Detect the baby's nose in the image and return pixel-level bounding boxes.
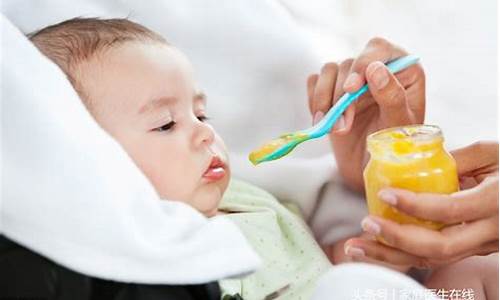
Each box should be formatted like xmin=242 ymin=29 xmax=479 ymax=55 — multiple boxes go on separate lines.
xmin=193 ymin=120 xmax=215 ymax=147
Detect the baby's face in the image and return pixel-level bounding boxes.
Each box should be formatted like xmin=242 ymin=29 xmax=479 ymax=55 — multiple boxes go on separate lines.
xmin=79 ymin=42 xmax=229 ymax=217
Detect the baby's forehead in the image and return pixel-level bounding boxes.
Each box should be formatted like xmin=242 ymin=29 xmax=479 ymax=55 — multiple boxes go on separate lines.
xmin=78 ymin=42 xmax=199 ymax=111
xmin=138 ymin=91 xmax=206 ymax=115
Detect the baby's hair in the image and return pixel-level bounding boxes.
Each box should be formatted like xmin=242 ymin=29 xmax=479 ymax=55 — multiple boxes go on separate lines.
xmin=28 ymin=17 xmax=168 ymax=111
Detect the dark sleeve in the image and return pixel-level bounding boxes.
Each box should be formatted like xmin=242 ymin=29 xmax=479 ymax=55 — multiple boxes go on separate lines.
xmin=0 ymin=235 xmax=221 ymax=300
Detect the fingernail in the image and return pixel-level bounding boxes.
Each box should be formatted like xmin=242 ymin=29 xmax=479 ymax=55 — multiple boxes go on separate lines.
xmin=313 ymin=111 xmax=324 ymax=125
xmin=369 ymin=63 xmax=389 ymax=90
xmin=361 ymin=217 xmax=381 ymax=235
xmin=344 ymin=72 xmax=360 ymax=90
xmin=333 ymin=115 xmax=346 ymax=132
xmin=378 ymin=190 xmax=397 ymax=205
xmin=344 ymin=245 xmax=365 ymax=257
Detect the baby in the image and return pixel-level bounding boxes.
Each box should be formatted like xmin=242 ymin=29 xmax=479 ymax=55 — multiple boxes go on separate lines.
xmin=30 ymin=18 xmax=496 ymax=300
xmin=29 ymin=18 xmax=331 ymax=299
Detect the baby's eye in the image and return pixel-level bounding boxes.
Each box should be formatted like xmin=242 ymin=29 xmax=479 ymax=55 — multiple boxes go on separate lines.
xmin=154 ymin=121 xmax=176 ymax=132
xmin=197 ymin=115 xmax=210 ymax=122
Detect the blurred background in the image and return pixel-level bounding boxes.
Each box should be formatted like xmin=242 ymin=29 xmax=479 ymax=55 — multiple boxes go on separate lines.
xmin=3 ymin=0 xmax=497 ymax=153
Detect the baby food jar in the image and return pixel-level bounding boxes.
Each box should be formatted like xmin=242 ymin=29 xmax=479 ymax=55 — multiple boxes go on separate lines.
xmin=363 ymin=125 xmax=459 ymax=230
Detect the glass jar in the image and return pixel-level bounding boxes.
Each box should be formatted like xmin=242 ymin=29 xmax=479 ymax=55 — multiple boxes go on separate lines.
xmin=363 ymin=125 xmax=459 ymax=230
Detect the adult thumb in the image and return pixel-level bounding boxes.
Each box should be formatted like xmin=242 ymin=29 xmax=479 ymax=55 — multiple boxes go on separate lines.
xmin=366 ymin=61 xmax=413 ymax=126
xmin=451 ymin=141 xmax=499 ymax=176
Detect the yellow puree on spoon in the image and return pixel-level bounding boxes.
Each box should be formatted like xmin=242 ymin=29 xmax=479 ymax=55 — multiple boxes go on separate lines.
xmin=249 ymin=133 xmax=308 ymax=165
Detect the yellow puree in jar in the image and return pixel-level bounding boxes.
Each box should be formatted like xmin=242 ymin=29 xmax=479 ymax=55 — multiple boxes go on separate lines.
xmin=363 ymin=125 xmax=459 ymax=231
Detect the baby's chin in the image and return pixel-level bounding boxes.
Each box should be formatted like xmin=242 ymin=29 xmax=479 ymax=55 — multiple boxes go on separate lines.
xmin=158 ymin=192 xmax=222 ymax=218
xmin=163 ymin=183 xmax=226 ymax=217
xmin=156 ymin=176 xmax=229 ymax=217
xmin=203 ymin=207 xmax=220 ymax=218
xmin=195 ymin=184 xmax=226 ymax=217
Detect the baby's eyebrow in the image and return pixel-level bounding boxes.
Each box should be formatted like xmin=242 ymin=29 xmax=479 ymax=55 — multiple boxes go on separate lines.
xmin=138 ymin=96 xmax=178 ymax=115
xmin=194 ymin=91 xmax=206 ymax=106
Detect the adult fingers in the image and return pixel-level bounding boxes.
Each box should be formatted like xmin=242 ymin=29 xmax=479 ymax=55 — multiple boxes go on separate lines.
xmin=474 ymin=240 xmax=500 ymax=256
xmin=345 ymin=237 xmax=497 ymax=269
xmin=311 ymin=63 xmax=338 ymax=125
xmin=345 ymin=237 xmax=422 ymax=267
xmin=451 ymin=141 xmax=499 ymax=176
xmin=365 ymin=61 xmax=414 ymax=126
xmin=360 ymin=215 xmax=498 ymax=260
xmin=377 ymin=176 xmax=499 ymax=224
xmin=343 ymin=37 xmax=408 ymax=93
xmin=347 ymin=231 xmax=498 ymax=269
xmin=330 ymin=59 xmax=355 ymax=134
xmin=307 ymin=74 xmax=319 ymax=114
xmin=392 ymin=64 xmax=426 ymax=121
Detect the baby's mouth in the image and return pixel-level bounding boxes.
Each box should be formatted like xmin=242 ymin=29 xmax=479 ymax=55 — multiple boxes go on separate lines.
xmin=202 ymin=156 xmax=227 ymax=181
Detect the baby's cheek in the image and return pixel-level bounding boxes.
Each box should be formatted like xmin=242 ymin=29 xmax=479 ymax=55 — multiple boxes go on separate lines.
xmin=140 ymin=161 xmax=190 ymax=201
xmin=156 ymin=178 xmax=194 ymax=202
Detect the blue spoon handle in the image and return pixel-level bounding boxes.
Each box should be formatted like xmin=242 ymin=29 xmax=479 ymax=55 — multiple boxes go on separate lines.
xmin=311 ymin=55 xmax=420 ymax=138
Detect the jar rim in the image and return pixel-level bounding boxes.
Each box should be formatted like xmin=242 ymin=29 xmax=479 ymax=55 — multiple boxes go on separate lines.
xmin=367 ymin=125 xmax=442 ymax=145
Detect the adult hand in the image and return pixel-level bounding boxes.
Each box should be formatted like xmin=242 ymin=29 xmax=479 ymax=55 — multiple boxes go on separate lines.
xmin=344 ymin=141 xmax=499 ymax=269
xmin=307 ymin=37 xmax=425 ymax=191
